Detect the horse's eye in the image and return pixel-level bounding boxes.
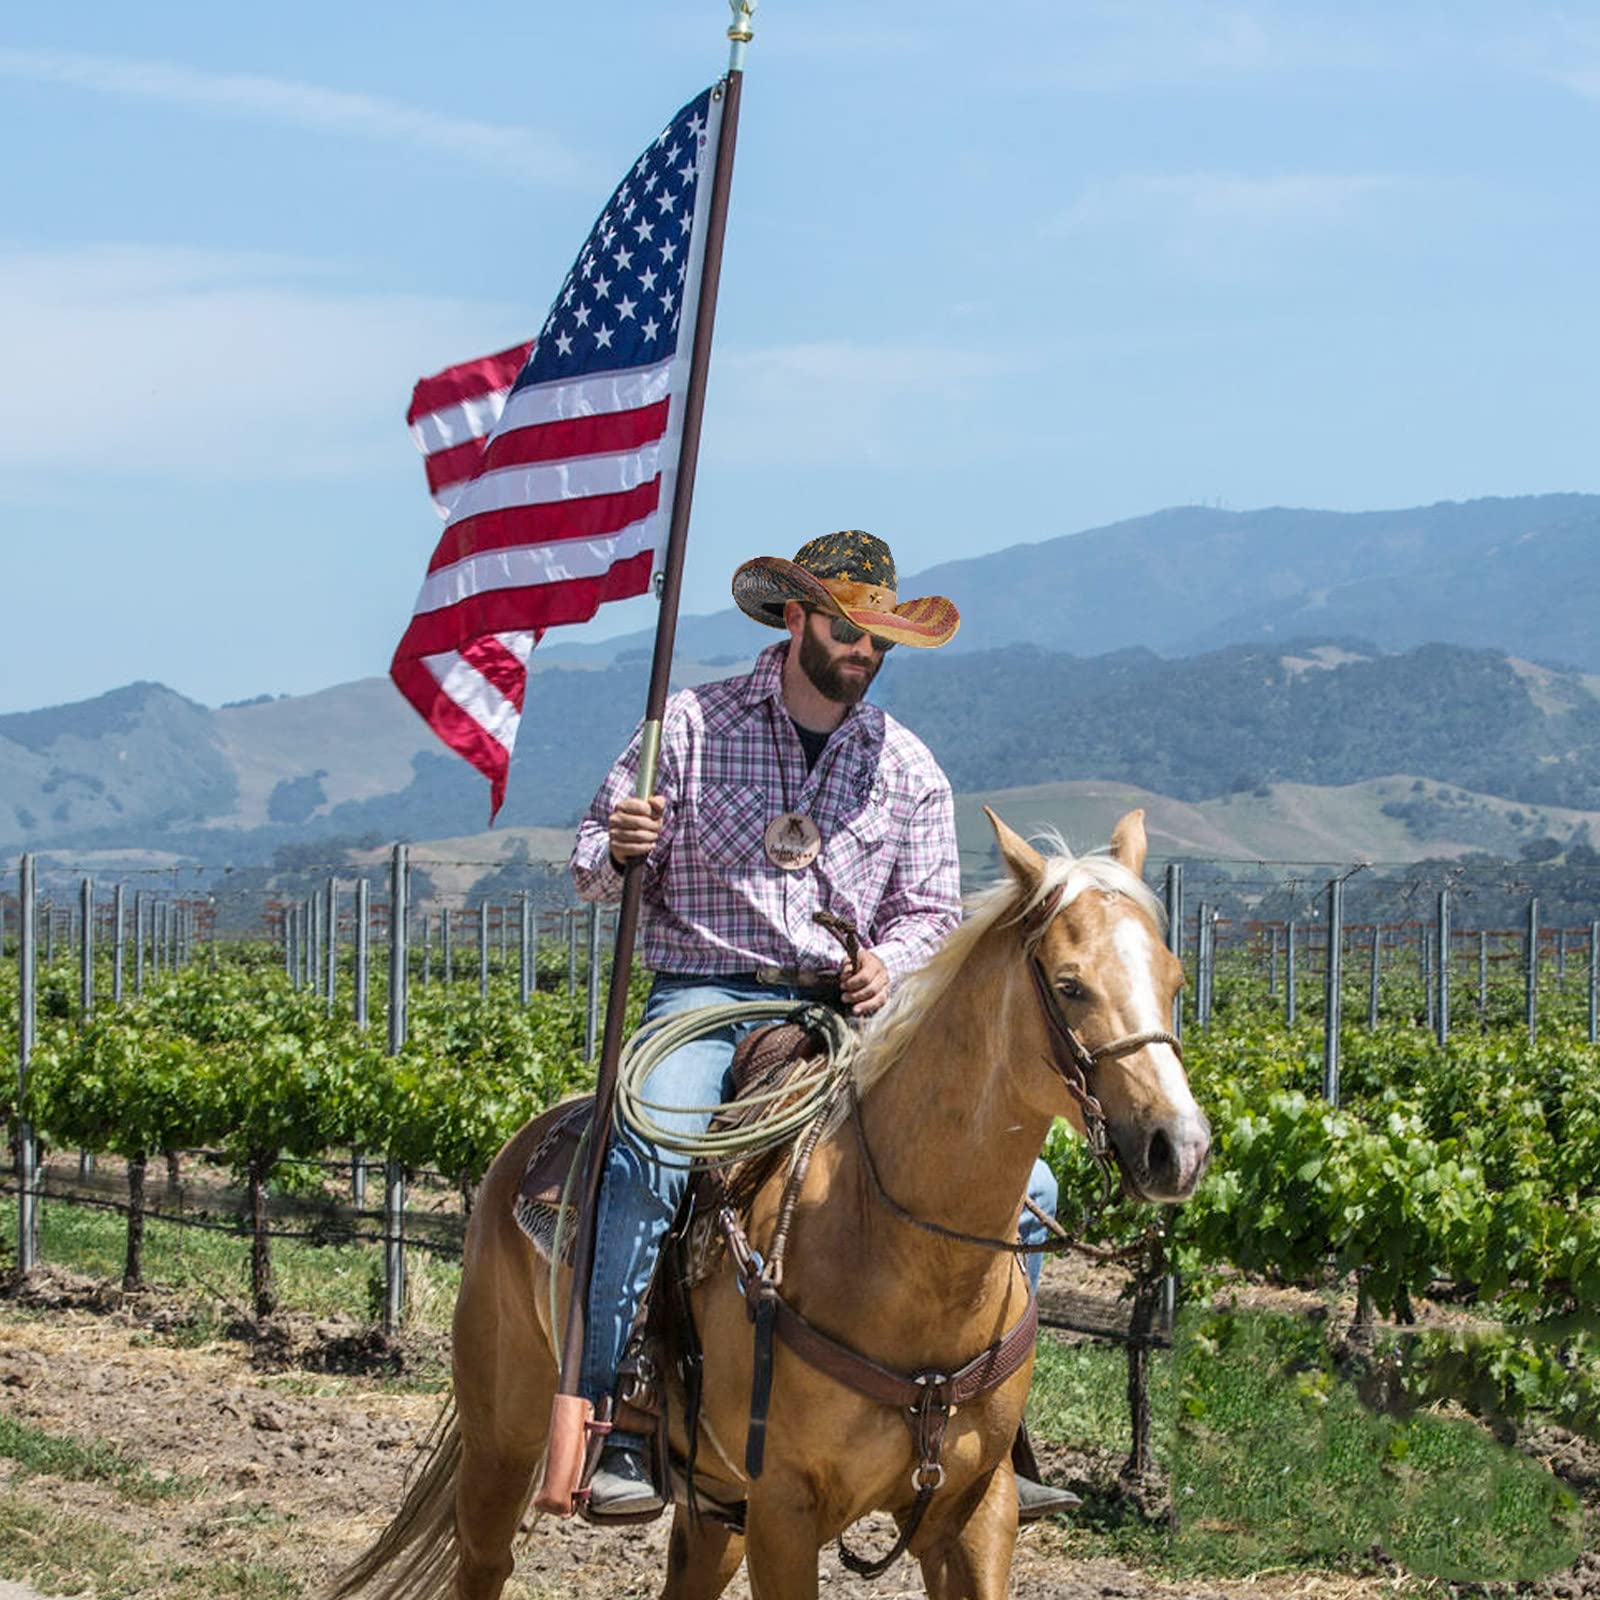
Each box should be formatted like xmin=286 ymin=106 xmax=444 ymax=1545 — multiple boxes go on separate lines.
xmin=1055 ymin=976 xmax=1085 ymax=1002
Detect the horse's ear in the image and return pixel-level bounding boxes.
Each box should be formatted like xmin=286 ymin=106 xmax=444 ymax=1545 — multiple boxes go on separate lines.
xmin=1109 ymin=809 xmax=1148 ymax=878
xmin=985 ymin=806 xmax=1044 ymax=893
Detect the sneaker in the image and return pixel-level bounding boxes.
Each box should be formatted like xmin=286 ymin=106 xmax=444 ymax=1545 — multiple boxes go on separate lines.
xmin=587 ymin=1443 xmax=664 ymax=1518
xmin=1016 ymin=1474 xmax=1081 ymax=1523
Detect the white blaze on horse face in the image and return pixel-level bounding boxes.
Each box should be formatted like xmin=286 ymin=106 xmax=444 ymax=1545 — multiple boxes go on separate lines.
xmin=1110 ymin=913 xmax=1210 ymax=1191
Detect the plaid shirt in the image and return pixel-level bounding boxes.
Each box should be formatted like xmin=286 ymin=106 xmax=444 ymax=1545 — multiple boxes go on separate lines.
xmin=570 ymin=643 xmax=960 ymax=983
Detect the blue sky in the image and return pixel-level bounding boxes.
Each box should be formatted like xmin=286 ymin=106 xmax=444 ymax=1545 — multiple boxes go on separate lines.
xmin=2 ymin=1 xmax=1597 ymax=714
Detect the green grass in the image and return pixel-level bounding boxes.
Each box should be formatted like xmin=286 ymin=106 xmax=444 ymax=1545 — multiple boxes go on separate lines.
xmin=9 ymin=1193 xmax=462 ymax=1333
xmin=1028 ymin=1310 xmax=1584 ymax=1583
xmin=0 ymin=1489 xmax=300 ymax=1600
xmin=0 ymin=1491 xmax=145 ymax=1596
xmin=0 ymin=1414 xmax=190 ymax=1503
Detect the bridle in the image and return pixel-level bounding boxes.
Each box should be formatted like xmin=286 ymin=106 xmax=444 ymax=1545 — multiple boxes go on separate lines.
xmin=851 ymin=879 xmax=1183 ymax=1257
xmin=1022 ymin=881 xmax=1183 ymax=1167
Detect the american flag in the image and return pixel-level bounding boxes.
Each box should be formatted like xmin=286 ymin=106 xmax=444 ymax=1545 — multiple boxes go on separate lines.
xmin=393 ymin=84 xmax=722 ymax=819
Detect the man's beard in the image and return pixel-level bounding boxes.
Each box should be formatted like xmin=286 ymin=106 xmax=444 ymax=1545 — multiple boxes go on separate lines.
xmin=799 ymin=624 xmax=882 ymax=705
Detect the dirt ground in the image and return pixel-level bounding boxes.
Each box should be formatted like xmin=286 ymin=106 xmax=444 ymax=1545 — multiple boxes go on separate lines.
xmin=0 ymin=1267 xmax=1594 ymax=1600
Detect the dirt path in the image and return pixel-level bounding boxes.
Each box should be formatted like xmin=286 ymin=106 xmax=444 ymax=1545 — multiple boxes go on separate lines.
xmin=0 ymin=1270 xmax=1593 ymax=1599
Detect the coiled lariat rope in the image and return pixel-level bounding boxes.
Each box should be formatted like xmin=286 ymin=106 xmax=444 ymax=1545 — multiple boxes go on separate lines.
xmin=613 ymin=1000 xmax=857 ymax=1164
xmin=547 ymin=999 xmax=855 ymax=1339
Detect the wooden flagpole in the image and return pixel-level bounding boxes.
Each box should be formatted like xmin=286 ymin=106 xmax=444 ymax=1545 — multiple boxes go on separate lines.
xmin=538 ymin=1 xmax=757 ymax=1515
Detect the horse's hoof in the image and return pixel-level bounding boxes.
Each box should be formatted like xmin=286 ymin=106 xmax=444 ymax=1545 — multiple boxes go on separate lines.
xmin=1016 ymin=1475 xmax=1081 ymax=1522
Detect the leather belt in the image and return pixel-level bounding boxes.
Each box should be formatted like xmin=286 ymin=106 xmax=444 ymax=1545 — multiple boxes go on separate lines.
xmin=741 ymin=966 xmax=840 ymax=992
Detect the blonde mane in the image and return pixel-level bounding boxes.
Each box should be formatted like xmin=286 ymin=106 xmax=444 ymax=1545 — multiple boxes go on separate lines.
xmin=852 ymin=833 xmax=1165 ymax=1098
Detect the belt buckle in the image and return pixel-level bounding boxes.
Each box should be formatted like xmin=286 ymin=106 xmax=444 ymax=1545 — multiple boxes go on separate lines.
xmin=753 ymin=964 xmax=783 ymax=985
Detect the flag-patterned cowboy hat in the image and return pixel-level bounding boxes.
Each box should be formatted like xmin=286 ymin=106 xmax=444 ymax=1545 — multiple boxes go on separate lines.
xmin=731 ymin=530 xmax=960 ymax=650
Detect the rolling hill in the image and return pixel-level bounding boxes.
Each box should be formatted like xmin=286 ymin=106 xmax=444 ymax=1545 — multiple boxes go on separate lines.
xmin=7 ymin=637 xmax=1600 ymax=878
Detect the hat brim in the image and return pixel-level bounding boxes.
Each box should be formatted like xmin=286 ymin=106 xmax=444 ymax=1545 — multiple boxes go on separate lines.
xmin=731 ymin=557 xmax=960 ymax=649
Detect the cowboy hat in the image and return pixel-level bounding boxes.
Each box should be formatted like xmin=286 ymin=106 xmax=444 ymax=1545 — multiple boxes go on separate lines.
xmin=731 ymin=530 xmax=960 ymax=650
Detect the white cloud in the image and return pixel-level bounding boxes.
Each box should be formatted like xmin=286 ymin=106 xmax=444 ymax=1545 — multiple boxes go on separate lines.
xmin=0 ymin=245 xmax=520 ymax=481
xmin=0 ymin=47 xmax=590 ymax=185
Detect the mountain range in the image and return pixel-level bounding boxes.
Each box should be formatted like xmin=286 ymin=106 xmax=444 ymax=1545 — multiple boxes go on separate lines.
xmin=4 ymin=493 xmax=1599 ymax=883
xmin=542 ymin=493 xmax=1600 ymax=672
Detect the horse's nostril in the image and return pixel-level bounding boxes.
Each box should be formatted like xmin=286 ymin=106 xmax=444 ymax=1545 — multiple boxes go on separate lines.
xmin=1145 ymin=1127 xmax=1174 ymax=1184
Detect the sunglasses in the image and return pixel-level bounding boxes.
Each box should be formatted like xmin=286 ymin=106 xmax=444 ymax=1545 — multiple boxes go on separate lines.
xmin=810 ymin=609 xmax=895 ymax=652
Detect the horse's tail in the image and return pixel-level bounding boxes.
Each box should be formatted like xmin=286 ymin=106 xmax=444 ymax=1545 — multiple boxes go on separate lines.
xmin=326 ymin=1396 xmax=467 ymax=1600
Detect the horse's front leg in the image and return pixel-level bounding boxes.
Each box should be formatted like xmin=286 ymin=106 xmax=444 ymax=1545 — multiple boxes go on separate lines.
xmin=661 ymin=1505 xmax=745 ymax=1600
xmin=915 ymin=1463 xmax=1019 ymax=1600
xmin=743 ymin=1481 xmax=823 ymax=1600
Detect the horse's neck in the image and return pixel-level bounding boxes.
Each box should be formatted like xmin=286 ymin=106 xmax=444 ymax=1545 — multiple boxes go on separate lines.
xmin=853 ymin=930 xmax=1052 ymax=1257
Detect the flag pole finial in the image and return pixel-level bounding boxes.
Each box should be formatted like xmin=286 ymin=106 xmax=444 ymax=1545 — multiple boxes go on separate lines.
xmin=728 ymin=0 xmax=758 ymax=71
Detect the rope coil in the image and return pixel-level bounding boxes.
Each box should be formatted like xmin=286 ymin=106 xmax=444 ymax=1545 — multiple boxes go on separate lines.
xmin=612 ymin=1000 xmax=857 ymax=1164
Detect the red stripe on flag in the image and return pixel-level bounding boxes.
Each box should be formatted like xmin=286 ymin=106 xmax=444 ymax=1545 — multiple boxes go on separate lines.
xmin=425 ymin=480 xmax=662 ymax=574
xmin=394 ymin=552 xmax=657 ymax=658
xmin=480 ymin=399 xmax=671 ymax=474
xmin=389 ymin=655 xmax=514 ymax=822
xmin=425 ymin=436 xmax=492 ymax=497
xmin=458 ymin=636 xmax=528 ymax=712
xmin=407 ymin=343 xmax=533 ymax=426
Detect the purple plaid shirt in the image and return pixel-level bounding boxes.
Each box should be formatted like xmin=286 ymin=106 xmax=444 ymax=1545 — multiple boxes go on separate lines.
xmin=570 ymin=644 xmax=960 ymax=983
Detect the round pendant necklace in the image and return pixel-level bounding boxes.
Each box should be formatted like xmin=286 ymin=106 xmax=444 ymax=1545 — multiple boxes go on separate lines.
xmin=763 ymin=706 xmax=823 ymax=871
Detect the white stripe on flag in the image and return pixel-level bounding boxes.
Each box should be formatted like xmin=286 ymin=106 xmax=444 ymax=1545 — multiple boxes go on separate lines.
xmin=442 ymin=443 xmax=663 ymax=522
xmin=410 ymin=391 xmax=514 ymax=456
xmin=493 ymin=356 xmax=677 ymax=434
xmin=422 ymin=650 xmax=521 ymax=752
xmin=413 ymin=522 xmax=660 ymax=614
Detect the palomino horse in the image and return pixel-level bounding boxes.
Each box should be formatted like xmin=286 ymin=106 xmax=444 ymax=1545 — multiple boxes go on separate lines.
xmin=333 ymin=808 xmax=1210 ymax=1600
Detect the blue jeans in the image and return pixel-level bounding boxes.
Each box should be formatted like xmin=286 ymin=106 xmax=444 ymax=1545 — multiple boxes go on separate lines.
xmin=579 ymin=974 xmax=1060 ymax=1407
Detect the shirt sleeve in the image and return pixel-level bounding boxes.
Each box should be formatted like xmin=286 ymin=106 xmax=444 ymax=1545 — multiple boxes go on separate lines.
xmin=866 ymin=778 xmax=962 ymax=986
xmin=569 ymin=712 xmax=681 ymax=904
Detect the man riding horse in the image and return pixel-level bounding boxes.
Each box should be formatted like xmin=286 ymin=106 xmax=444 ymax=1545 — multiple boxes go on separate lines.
xmin=569 ymin=530 xmax=1072 ymax=1520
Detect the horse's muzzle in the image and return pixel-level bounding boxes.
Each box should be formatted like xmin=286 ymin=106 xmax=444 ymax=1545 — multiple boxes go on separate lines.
xmin=1114 ymin=1106 xmax=1212 ymax=1203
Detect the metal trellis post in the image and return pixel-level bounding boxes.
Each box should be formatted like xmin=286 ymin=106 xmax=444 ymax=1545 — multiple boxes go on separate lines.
xmin=1436 ymin=889 xmax=1450 ymax=1045
xmin=16 ymin=857 xmax=39 ymax=1273
xmin=1589 ymin=921 xmax=1598 ymax=1046
xmin=383 ymin=845 xmax=409 ymax=1332
xmin=1323 ymin=878 xmax=1343 ymax=1104
xmin=480 ymin=901 xmax=490 ymax=1000
xmin=1163 ymin=862 xmax=1182 ymax=1038
xmin=1526 ymin=897 xmax=1539 ymax=1043
xmin=112 ymin=883 xmax=125 ymax=1006
xmin=79 ymin=876 xmax=94 ymax=1020
xmin=1367 ymin=924 xmax=1381 ymax=1030
xmin=521 ymin=895 xmax=534 ymax=1005
xmin=325 ymin=877 xmax=339 ymax=1017
xmin=352 ymin=877 xmax=370 ymax=1209
xmin=1285 ymin=920 xmax=1298 ymax=1026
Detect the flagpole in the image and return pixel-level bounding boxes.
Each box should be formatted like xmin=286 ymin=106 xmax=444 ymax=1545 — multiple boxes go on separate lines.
xmin=538 ymin=1 xmax=757 ymax=1516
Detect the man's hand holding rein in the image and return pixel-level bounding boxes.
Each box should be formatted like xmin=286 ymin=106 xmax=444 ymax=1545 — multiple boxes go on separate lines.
xmin=840 ymin=947 xmax=891 ymax=1017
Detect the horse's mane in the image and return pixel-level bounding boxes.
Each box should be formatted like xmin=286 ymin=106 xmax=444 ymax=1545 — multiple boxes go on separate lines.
xmin=852 ymin=832 xmax=1164 ymax=1097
